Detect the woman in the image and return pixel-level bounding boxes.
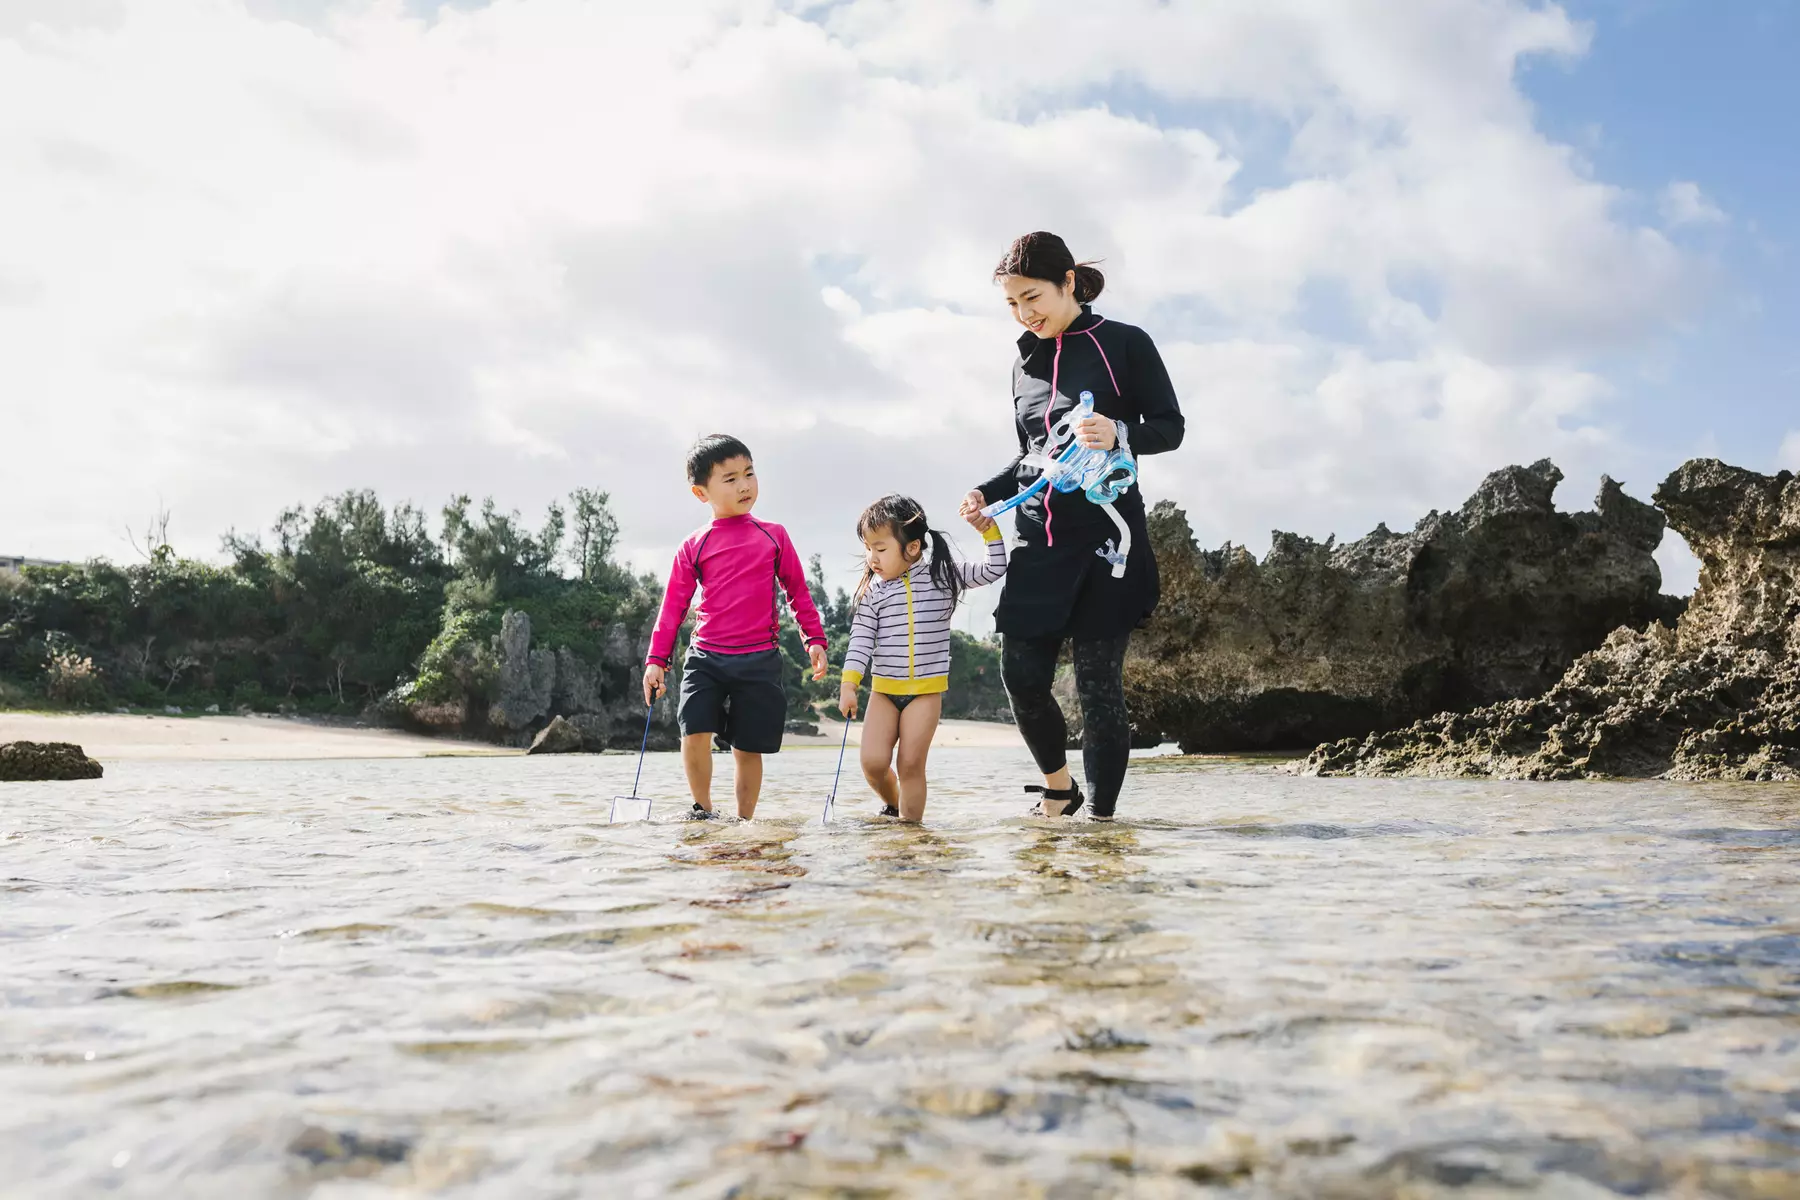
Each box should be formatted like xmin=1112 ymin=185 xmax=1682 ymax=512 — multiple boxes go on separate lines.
xmin=959 ymin=231 xmax=1184 ymax=820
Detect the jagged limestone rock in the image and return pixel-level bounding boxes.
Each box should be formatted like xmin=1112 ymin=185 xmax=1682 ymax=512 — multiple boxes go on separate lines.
xmin=1129 ymin=461 xmax=1680 ymax=752
xmin=0 ymin=741 xmax=104 ymax=781
xmin=488 ymin=611 xmax=555 ymax=732
xmin=1305 ymin=459 xmax=1800 ymax=780
xmin=527 ymin=715 xmax=585 ymax=755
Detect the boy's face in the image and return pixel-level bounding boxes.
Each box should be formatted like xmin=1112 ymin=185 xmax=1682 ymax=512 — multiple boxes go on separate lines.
xmin=693 ymin=455 xmax=758 ymax=517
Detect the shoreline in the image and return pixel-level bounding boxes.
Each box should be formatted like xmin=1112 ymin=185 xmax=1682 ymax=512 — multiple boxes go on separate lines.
xmin=0 ymin=712 xmax=513 ymax=762
xmin=0 ymin=712 xmax=1030 ymax=762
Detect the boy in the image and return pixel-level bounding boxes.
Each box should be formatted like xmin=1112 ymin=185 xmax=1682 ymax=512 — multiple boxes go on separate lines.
xmin=643 ymin=434 xmax=828 ymax=819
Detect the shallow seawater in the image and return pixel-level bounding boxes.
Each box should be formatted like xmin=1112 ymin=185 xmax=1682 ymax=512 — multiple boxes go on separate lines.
xmin=3 ymin=748 xmax=1799 ymax=1198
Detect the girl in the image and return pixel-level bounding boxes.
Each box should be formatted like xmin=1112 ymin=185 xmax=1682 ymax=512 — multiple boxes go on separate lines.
xmin=838 ymin=495 xmax=1007 ymax=821
xmin=958 ymin=231 xmax=1185 ymax=821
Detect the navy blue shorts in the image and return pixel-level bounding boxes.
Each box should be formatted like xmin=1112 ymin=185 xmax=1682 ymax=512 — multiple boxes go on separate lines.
xmin=677 ymin=648 xmax=786 ymax=754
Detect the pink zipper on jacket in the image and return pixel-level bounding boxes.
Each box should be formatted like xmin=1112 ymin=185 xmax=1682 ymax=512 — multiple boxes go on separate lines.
xmin=1044 ymin=333 xmax=1063 ymax=546
xmin=1041 ymin=316 xmax=1117 ymax=550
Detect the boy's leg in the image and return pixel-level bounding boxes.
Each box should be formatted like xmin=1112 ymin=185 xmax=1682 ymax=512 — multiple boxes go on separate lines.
xmin=716 ymin=648 xmax=784 ymax=820
xmin=677 ymin=652 xmax=728 ymax=811
xmin=732 ymin=749 xmax=763 ymax=819
xmin=894 ymin=694 xmax=942 ymax=822
xmin=859 ymin=693 xmax=902 ymax=809
xmin=682 ymin=733 xmax=715 ymax=811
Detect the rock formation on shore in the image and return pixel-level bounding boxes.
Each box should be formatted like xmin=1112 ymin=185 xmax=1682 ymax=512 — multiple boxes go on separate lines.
xmin=379 ymin=610 xmax=676 ymax=752
xmin=1126 ymin=460 xmax=1682 ymax=752
xmin=1304 ymin=459 xmax=1799 ymax=780
xmin=0 ymin=741 xmax=104 ymax=781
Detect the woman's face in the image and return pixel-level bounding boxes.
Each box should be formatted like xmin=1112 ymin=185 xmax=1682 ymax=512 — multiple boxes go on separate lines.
xmin=1002 ymin=270 xmax=1081 ymax=338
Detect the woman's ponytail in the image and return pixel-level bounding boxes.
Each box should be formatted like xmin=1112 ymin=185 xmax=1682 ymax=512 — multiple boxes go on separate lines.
xmin=1072 ymin=261 xmax=1106 ymax=303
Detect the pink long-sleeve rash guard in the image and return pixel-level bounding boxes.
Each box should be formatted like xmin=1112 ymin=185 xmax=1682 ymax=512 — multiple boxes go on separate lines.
xmin=645 ymin=514 xmax=827 ymax=668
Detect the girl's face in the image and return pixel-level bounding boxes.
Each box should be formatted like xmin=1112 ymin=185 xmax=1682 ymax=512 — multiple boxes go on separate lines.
xmin=1002 ymin=271 xmax=1081 ymax=338
xmin=863 ymin=524 xmax=923 ymax=582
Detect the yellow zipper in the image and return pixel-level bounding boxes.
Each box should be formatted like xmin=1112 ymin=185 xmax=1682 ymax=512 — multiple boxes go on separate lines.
xmin=902 ymin=573 xmax=917 ymax=678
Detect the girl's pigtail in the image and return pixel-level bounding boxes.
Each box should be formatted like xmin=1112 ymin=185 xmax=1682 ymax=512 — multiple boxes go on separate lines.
xmin=926 ymin=529 xmax=964 ymax=609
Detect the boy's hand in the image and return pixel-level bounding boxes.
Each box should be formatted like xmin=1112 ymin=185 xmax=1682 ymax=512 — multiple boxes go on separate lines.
xmin=642 ymin=664 xmax=666 ymax=707
xmin=808 ymin=644 xmax=828 ymax=682
xmin=965 ymin=506 xmax=996 ymax=533
xmin=839 ymin=682 xmax=858 ymax=720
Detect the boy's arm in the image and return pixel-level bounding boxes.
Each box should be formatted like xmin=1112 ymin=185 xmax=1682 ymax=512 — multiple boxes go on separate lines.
xmin=774 ymin=526 xmax=828 ymax=650
xmin=646 ymin=542 xmax=698 ymax=668
xmin=956 ymin=524 xmax=1009 ymax=587
xmin=840 ymin=597 xmax=878 ymax=687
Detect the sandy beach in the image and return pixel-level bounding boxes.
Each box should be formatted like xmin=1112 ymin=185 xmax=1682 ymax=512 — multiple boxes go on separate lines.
xmin=0 ymin=713 xmax=512 ymax=762
xmin=0 ymin=712 xmax=1024 ymax=762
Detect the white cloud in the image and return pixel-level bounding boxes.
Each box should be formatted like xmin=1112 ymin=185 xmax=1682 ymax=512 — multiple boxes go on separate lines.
xmin=1660 ymin=180 xmax=1727 ymax=228
xmin=1780 ymin=431 xmax=1800 ymax=473
xmin=0 ymin=0 xmax=1704 ymax=608
xmin=1654 ymin=529 xmax=1700 ymax=598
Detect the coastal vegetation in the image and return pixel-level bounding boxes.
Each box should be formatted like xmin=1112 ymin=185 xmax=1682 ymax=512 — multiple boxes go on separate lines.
xmin=0 ymin=490 xmax=1008 ymax=742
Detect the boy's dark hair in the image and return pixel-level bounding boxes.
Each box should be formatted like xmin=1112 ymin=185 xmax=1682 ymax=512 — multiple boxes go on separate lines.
xmin=993 ymin=231 xmax=1105 ymax=303
xmin=686 ymin=434 xmax=753 ymax=486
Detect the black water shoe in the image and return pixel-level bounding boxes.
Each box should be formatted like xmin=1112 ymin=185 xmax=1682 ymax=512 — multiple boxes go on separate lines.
xmin=878 ymin=804 xmax=899 ymax=818
xmin=1025 ymin=782 xmax=1085 ymax=819
xmin=686 ymin=803 xmax=718 ymax=821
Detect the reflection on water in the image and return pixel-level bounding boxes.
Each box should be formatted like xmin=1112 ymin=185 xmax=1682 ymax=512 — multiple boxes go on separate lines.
xmin=3 ymin=749 xmax=1798 ymax=1197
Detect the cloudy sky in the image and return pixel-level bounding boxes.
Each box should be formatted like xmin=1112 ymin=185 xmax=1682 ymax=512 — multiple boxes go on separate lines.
xmin=3 ymin=0 xmax=1795 ymax=621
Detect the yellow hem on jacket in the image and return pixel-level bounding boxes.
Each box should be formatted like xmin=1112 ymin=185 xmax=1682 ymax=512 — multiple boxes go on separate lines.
xmin=980 ymin=524 xmax=1003 ymax=543
xmin=871 ymin=676 xmax=949 ymax=696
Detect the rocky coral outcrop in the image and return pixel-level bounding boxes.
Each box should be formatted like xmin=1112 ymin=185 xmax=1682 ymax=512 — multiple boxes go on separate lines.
xmin=527 ymin=715 xmax=585 ymax=754
xmin=488 ymin=611 xmax=676 ymax=751
xmin=1304 ymin=459 xmax=1800 ymax=780
xmin=0 ymin=740 xmax=104 ymax=781
xmin=373 ymin=610 xmax=676 ymax=751
xmin=1127 ymin=461 xmax=1681 ymax=752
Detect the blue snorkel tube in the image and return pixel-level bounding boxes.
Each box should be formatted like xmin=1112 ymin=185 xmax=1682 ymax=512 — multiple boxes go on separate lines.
xmin=980 ymin=391 xmax=1138 ymax=576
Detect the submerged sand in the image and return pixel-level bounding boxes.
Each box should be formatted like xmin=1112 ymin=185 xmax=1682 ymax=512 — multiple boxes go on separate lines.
xmin=0 ymin=712 xmax=1023 ymax=762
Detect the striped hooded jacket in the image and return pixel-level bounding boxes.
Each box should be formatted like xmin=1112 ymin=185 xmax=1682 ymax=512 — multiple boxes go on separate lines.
xmin=840 ymin=526 xmax=1008 ymax=696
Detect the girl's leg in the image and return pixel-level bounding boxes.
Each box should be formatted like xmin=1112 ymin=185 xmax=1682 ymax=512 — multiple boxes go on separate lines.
xmin=893 ymin=694 xmax=943 ymax=822
xmin=681 ymin=732 xmax=715 ymax=811
xmin=1001 ymin=635 xmax=1073 ymax=791
xmin=859 ymin=693 xmax=902 ymax=810
xmin=1071 ymin=634 xmax=1133 ymax=818
xmin=732 ymin=748 xmax=763 ymax=820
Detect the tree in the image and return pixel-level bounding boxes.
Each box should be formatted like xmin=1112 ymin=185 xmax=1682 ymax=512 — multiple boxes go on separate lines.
xmin=568 ymin=488 xmax=621 ymax=583
xmin=441 ymin=496 xmax=565 ymax=586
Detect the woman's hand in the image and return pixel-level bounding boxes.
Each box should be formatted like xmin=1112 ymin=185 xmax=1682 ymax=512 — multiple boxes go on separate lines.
xmin=642 ymin=664 xmax=666 ymax=707
xmin=838 ymin=682 xmax=859 ymax=719
xmin=808 ymin=645 xmax=828 ymax=682
xmin=1075 ymin=414 xmax=1117 ymax=450
xmin=958 ymin=489 xmax=987 ymax=522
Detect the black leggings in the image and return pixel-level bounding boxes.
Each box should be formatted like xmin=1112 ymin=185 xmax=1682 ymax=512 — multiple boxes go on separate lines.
xmin=1001 ymin=634 xmax=1132 ymax=817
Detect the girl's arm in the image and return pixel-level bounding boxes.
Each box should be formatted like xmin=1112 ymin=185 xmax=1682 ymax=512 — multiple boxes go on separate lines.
xmin=840 ymin=596 xmax=879 ymax=688
xmin=956 ymin=525 xmax=1009 ymax=587
xmin=1124 ymin=327 xmax=1184 ymax=456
